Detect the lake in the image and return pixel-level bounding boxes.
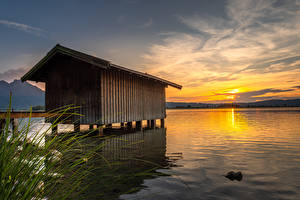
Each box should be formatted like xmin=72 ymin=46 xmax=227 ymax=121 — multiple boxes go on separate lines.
xmin=18 ymin=108 xmax=300 ymax=199
xmin=118 ymin=108 xmax=300 ymax=200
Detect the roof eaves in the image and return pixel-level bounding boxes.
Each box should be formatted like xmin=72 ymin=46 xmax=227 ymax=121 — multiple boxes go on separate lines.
xmin=110 ymin=64 xmax=182 ymax=89
xmin=21 ymin=46 xmax=58 ymax=82
xmin=21 ymin=44 xmax=109 ymax=82
xmin=55 ymin=45 xmax=110 ymax=69
xmin=21 ymin=44 xmax=182 ymax=89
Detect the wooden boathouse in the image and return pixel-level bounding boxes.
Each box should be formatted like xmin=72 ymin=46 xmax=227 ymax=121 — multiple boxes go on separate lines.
xmin=21 ymin=44 xmax=181 ymax=133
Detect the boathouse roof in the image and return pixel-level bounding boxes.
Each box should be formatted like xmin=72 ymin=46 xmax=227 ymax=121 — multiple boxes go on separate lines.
xmin=21 ymin=44 xmax=182 ymax=89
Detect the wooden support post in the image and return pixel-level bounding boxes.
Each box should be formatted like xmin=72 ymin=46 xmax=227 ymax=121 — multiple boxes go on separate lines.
xmin=136 ymin=121 xmax=142 ymax=130
xmin=160 ymin=119 xmax=165 ymax=128
xmin=74 ymin=123 xmax=80 ymax=132
xmin=0 ymin=119 xmax=6 ymax=132
xmin=89 ymin=124 xmax=94 ymax=130
xmin=97 ymin=125 xmax=104 ymax=136
xmin=127 ymin=122 xmax=132 ymax=128
xmin=52 ymin=125 xmax=58 ymax=135
xmin=121 ymin=122 xmax=125 ymax=127
xmin=11 ymin=118 xmax=18 ymax=133
xmin=147 ymin=120 xmax=151 ymax=128
xmin=150 ymin=119 xmax=156 ymax=129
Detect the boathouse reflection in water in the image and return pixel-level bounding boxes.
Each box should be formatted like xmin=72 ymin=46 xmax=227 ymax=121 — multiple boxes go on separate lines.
xmin=75 ymin=127 xmax=176 ymax=200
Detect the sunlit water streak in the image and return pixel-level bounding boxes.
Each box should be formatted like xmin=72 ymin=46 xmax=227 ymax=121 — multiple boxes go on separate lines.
xmin=121 ymin=108 xmax=300 ymax=200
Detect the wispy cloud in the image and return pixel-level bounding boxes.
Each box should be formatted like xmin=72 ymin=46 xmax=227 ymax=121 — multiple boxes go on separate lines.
xmin=167 ymin=96 xmax=200 ymax=102
xmin=211 ymin=87 xmax=296 ymax=102
xmin=0 ymin=20 xmax=45 ymax=36
xmin=238 ymin=56 xmax=300 ymax=74
xmin=141 ymin=0 xmax=300 ymax=102
xmin=235 ymin=88 xmax=295 ymax=102
xmin=293 ymin=85 xmax=300 ymax=89
xmin=0 ymin=67 xmax=29 ymax=82
xmin=140 ymin=18 xmax=153 ymax=28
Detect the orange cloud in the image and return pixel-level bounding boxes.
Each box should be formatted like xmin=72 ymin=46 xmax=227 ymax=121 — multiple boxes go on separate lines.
xmin=144 ymin=0 xmax=300 ymax=102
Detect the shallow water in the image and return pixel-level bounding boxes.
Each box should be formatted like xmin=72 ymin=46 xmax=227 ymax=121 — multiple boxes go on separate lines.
xmin=120 ymin=108 xmax=300 ymax=200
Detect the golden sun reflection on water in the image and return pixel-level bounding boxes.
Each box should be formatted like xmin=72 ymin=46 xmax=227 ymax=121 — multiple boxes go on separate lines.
xmin=229 ymin=108 xmax=250 ymax=133
xmin=166 ymin=108 xmax=300 ymax=151
xmin=231 ymin=108 xmax=235 ymax=128
xmin=123 ymin=108 xmax=300 ymax=200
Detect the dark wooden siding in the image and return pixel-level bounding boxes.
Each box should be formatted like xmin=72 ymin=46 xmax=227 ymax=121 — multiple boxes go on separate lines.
xmin=45 ymin=54 xmax=101 ymax=124
xmin=100 ymin=70 xmax=166 ymax=124
xmin=45 ymin=54 xmax=166 ymax=125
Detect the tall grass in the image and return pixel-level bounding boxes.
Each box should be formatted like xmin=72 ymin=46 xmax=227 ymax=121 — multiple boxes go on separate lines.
xmin=0 ymin=99 xmax=174 ymax=200
xmin=0 ymin=100 xmax=101 ymax=200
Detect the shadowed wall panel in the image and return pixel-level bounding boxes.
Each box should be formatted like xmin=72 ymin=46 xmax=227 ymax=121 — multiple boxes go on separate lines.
xmin=45 ymin=54 xmax=101 ymax=124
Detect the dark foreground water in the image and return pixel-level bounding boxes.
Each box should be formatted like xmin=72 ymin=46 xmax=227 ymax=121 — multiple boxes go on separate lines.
xmin=116 ymin=108 xmax=300 ymax=200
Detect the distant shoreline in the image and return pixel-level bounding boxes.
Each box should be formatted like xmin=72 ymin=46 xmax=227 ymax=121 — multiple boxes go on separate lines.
xmin=166 ymin=99 xmax=300 ymax=109
xmin=167 ymin=106 xmax=300 ymax=109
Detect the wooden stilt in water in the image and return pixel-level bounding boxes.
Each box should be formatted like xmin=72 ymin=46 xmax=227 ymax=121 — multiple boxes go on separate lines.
xmin=89 ymin=124 xmax=94 ymax=130
xmin=0 ymin=119 xmax=5 ymax=131
xmin=136 ymin=121 xmax=142 ymax=130
xmin=97 ymin=125 xmax=104 ymax=136
xmin=160 ymin=119 xmax=165 ymax=128
xmin=74 ymin=123 xmax=80 ymax=132
xmin=11 ymin=118 xmax=18 ymax=133
xmin=127 ymin=122 xmax=132 ymax=128
xmin=150 ymin=119 xmax=156 ymax=128
xmin=147 ymin=120 xmax=151 ymax=128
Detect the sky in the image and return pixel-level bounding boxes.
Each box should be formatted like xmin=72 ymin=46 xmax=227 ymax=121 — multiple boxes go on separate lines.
xmin=0 ymin=0 xmax=300 ymax=103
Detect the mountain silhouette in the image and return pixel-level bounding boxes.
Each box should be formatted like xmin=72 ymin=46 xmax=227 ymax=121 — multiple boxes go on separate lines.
xmin=0 ymin=80 xmax=44 ymax=110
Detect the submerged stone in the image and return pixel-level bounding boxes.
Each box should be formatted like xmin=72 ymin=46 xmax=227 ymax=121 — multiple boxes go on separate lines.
xmin=225 ymin=171 xmax=243 ymax=181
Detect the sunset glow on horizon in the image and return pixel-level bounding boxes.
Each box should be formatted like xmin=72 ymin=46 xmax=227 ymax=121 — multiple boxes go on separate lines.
xmin=0 ymin=0 xmax=299 ymax=103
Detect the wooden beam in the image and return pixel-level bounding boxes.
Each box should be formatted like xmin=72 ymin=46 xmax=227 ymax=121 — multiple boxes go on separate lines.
xmin=150 ymin=119 xmax=156 ymax=128
xmin=136 ymin=121 xmax=142 ymax=127
xmin=0 ymin=119 xmax=6 ymax=131
xmin=147 ymin=120 xmax=151 ymax=128
xmin=11 ymin=118 xmax=18 ymax=133
xmin=97 ymin=125 xmax=104 ymax=136
xmin=0 ymin=112 xmax=73 ymax=119
xmin=127 ymin=122 xmax=132 ymax=128
xmin=136 ymin=120 xmax=142 ymax=131
xmin=160 ymin=119 xmax=165 ymax=128
xmin=89 ymin=124 xmax=94 ymax=130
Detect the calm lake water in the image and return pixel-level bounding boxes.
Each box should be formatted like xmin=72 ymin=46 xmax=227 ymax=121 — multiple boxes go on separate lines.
xmin=18 ymin=108 xmax=300 ymax=199
xmin=118 ymin=108 xmax=300 ymax=200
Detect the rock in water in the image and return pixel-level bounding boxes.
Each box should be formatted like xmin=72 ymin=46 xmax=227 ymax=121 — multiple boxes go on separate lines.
xmin=225 ymin=171 xmax=243 ymax=181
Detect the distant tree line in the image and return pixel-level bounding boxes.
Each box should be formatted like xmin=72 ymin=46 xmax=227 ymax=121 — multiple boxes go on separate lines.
xmin=167 ymin=99 xmax=300 ymax=109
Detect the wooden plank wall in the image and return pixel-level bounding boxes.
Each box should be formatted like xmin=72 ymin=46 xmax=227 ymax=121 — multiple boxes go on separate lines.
xmin=45 ymin=54 xmax=166 ymax=125
xmin=101 ymin=70 xmax=166 ymax=125
xmin=46 ymin=55 xmax=101 ymax=124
